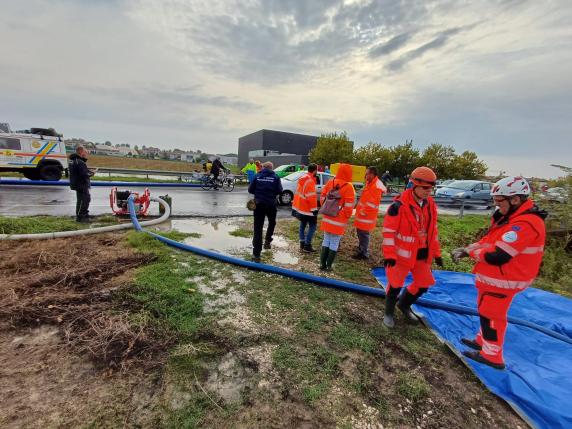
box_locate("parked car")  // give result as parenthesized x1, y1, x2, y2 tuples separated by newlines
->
(435, 179, 455, 189)
(278, 171, 333, 205)
(434, 180, 493, 202)
(274, 164, 305, 178)
(539, 187, 569, 204)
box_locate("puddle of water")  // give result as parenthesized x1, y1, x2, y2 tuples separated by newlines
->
(272, 250, 299, 265)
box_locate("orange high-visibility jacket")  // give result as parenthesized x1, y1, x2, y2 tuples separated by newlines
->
(292, 172, 318, 216)
(468, 199, 546, 290)
(354, 177, 386, 231)
(319, 163, 356, 235)
(382, 189, 441, 268)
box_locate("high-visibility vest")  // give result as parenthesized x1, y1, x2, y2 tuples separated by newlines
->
(382, 189, 441, 268)
(468, 199, 546, 290)
(354, 177, 386, 231)
(319, 181, 356, 235)
(292, 173, 318, 216)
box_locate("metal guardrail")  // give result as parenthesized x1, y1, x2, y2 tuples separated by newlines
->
(380, 194, 492, 217)
(95, 167, 249, 184)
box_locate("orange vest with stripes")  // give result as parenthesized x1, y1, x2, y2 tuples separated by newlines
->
(468, 199, 546, 290)
(382, 189, 441, 268)
(292, 173, 318, 216)
(354, 177, 386, 231)
(319, 178, 356, 235)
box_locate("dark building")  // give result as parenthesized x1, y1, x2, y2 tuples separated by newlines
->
(238, 129, 318, 168)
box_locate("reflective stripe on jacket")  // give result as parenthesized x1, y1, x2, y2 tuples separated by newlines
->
(354, 177, 386, 231)
(319, 163, 356, 235)
(293, 172, 318, 216)
(469, 199, 546, 290)
(381, 189, 441, 268)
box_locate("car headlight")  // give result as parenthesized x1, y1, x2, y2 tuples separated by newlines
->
(454, 192, 465, 197)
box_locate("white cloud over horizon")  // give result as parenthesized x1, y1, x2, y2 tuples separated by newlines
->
(1, 0, 571, 178)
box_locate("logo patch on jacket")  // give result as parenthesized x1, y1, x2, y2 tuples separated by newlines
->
(502, 231, 518, 243)
(511, 225, 521, 232)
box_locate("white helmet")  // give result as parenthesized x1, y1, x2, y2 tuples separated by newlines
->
(491, 176, 531, 197)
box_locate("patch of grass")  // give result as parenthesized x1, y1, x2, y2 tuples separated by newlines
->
(93, 175, 185, 183)
(0, 215, 85, 234)
(165, 396, 212, 429)
(229, 228, 251, 238)
(396, 372, 430, 401)
(329, 323, 376, 354)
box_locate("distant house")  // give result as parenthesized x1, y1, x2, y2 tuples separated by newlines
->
(92, 144, 120, 156)
(181, 151, 201, 162)
(217, 154, 238, 166)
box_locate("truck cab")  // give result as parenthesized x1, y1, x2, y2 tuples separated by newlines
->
(0, 127, 67, 181)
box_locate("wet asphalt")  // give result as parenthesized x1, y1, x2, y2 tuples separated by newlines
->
(0, 181, 489, 218)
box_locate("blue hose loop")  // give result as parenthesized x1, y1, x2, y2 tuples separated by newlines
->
(127, 196, 572, 346)
(0, 178, 202, 188)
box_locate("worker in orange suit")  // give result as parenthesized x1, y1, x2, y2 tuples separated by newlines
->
(381, 166, 443, 328)
(353, 166, 387, 259)
(318, 163, 356, 271)
(452, 176, 547, 369)
(292, 164, 319, 252)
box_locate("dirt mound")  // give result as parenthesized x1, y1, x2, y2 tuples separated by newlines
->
(0, 234, 170, 369)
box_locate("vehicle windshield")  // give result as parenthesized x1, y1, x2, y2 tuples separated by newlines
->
(446, 181, 479, 190)
(283, 171, 305, 181)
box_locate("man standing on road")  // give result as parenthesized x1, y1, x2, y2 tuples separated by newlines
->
(248, 161, 283, 263)
(292, 163, 319, 252)
(241, 158, 257, 183)
(353, 167, 386, 259)
(69, 145, 95, 223)
(381, 166, 443, 328)
(452, 176, 547, 369)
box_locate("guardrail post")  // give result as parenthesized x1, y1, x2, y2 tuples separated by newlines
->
(459, 201, 465, 218)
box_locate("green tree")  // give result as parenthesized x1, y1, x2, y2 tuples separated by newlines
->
(352, 142, 394, 173)
(420, 143, 457, 179)
(389, 141, 421, 182)
(450, 151, 487, 179)
(309, 131, 354, 166)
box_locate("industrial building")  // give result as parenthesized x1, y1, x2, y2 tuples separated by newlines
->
(237, 129, 318, 168)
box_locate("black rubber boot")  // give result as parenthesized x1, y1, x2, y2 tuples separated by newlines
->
(383, 287, 400, 328)
(325, 249, 337, 270)
(463, 350, 505, 370)
(303, 243, 316, 253)
(320, 247, 329, 270)
(397, 288, 427, 324)
(300, 241, 305, 250)
(461, 338, 482, 351)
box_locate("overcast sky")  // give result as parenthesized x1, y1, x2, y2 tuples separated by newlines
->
(1, 0, 571, 178)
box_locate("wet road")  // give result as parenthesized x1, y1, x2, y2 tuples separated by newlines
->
(0, 182, 490, 218)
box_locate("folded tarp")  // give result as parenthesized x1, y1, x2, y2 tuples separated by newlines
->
(372, 268, 572, 429)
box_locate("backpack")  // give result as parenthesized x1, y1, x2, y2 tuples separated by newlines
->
(319, 181, 347, 217)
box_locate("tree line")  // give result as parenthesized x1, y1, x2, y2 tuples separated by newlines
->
(309, 132, 487, 181)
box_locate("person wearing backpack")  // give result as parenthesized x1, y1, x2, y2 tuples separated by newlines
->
(318, 163, 356, 271)
(381, 166, 443, 328)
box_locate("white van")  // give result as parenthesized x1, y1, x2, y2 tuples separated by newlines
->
(0, 128, 68, 181)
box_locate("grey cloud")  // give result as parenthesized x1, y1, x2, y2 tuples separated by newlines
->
(386, 27, 464, 71)
(78, 85, 260, 111)
(369, 32, 413, 58)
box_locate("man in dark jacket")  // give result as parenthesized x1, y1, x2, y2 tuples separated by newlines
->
(248, 161, 283, 262)
(210, 157, 226, 189)
(69, 146, 94, 222)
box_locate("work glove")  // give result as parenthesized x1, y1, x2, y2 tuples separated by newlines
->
(383, 258, 396, 268)
(434, 256, 444, 267)
(451, 247, 469, 263)
(312, 210, 319, 217)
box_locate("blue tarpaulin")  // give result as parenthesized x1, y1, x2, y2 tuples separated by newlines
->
(372, 268, 572, 429)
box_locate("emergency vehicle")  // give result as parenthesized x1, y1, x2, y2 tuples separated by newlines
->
(0, 127, 68, 181)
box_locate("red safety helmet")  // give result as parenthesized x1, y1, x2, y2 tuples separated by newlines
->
(410, 166, 437, 187)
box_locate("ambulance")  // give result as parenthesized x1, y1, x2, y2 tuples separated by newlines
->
(0, 127, 68, 181)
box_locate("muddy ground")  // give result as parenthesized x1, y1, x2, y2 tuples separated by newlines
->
(0, 220, 527, 428)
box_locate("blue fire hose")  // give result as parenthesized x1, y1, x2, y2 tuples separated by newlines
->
(127, 197, 572, 346)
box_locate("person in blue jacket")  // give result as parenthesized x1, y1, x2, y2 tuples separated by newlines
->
(248, 161, 283, 262)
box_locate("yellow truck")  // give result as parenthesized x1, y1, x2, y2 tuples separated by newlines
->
(329, 163, 367, 184)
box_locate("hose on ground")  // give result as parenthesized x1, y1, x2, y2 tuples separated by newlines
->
(0, 197, 170, 240)
(127, 196, 572, 346)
